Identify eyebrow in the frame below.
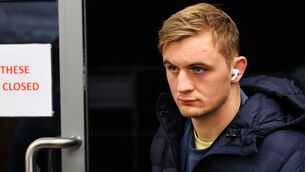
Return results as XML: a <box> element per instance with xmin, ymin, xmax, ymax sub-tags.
<box><xmin>163</xmin><ymin>59</ymin><xmax>212</xmax><ymax>69</ymax></box>
<box><xmin>163</xmin><ymin>59</ymin><xmax>172</xmax><ymax>65</ymax></box>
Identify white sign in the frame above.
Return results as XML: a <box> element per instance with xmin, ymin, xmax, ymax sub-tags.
<box><xmin>0</xmin><ymin>44</ymin><xmax>52</xmax><ymax>117</ymax></box>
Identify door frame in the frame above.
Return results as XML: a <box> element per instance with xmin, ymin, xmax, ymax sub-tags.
<box><xmin>58</xmin><ymin>0</ymin><xmax>88</xmax><ymax>171</ymax></box>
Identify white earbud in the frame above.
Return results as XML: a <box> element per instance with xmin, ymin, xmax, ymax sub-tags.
<box><xmin>231</xmin><ymin>69</ymin><xmax>240</xmax><ymax>81</ymax></box>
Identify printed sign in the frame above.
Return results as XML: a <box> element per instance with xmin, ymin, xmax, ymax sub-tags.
<box><xmin>0</xmin><ymin>44</ymin><xmax>52</xmax><ymax>117</ymax></box>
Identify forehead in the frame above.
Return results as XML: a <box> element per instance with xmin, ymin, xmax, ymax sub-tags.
<box><xmin>163</xmin><ymin>31</ymin><xmax>226</xmax><ymax>66</ymax></box>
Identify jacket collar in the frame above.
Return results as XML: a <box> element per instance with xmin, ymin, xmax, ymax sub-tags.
<box><xmin>156</xmin><ymin>92</ymin><xmax>187</xmax><ymax>143</ymax></box>
<box><xmin>204</xmin><ymin>93</ymin><xmax>265</xmax><ymax>157</ymax></box>
<box><xmin>156</xmin><ymin>92</ymin><xmax>186</xmax><ymax>171</ymax></box>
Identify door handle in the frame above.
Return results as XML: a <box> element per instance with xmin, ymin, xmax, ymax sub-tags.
<box><xmin>25</xmin><ymin>136</ymin><xmax>81</xmax><ymax>172</ymax></box>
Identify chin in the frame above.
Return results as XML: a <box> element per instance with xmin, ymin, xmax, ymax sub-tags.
<box><xmin>179</xmin><ymin>107</ymin><xmax>206</xmax><ymax>118</ymax></box>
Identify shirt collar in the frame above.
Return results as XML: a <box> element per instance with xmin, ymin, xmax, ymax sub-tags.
<box><xmin>241</xmin><ymin>89</ymin><xmax>248</xmax><ymax>105</ymax></box>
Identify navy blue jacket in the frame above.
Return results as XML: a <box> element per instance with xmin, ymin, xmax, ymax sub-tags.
<box><xmin>151</xmin><ymin>75</ymin><xmax>305</xmax><ymax>172</ymax></box>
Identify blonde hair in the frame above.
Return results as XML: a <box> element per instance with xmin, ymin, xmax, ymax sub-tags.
<box><xmin>158</xmin><ymin>3</ymin><xmax>239</xmax><ymax>59</ymax></box>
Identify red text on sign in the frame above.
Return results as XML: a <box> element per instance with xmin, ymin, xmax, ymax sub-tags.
<box><xmin>0</xmin><ymin>66</ymin><xmax>30</xmax><ymax>74</ymax></box>
<box><xmin>2</xmin><ymin>82</ymin><xmax>39</xmax><ymax>91</ymax></box>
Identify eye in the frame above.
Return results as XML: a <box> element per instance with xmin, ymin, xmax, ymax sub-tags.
<box><xmin>168</xmin><ymin>65</ymin><xmax>178</xmax><ymax>73</ymax></box>
<box><xmin>192</xmin><ymin>67</ymin><xmax>204</xmax><ymax>73</ymax></box>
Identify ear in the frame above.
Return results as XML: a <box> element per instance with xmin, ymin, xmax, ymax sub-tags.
<box><xmin>231</xmin><ymin>56</ymin><xmax>247</xmax><ymax>83</ymax></box>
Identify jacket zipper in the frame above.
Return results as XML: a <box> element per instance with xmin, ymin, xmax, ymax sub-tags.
<box><xmin>161</xmin><ymin>142</ymin><xmax>169</xmax><ymax>171</ymax></box>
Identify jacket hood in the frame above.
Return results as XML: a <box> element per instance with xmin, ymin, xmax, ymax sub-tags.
<box><xmin>235</xmin><ymin>75</ymin><xmax>305</xmax><ymax>141</ymax></box>
<box><xmin>241</xmin><ymin>75</ymin><xmax>305</xmax><ymax>111</ymax></box>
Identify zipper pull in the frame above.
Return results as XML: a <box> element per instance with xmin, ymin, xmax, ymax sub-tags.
<box><xmin>226</xmin><ymin>133</ymin><xmax>240</xmax><ymax>137</ymax></box>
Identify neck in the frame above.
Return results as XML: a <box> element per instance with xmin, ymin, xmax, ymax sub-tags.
<box><xmin>191</xmin><ymin>85</ymin><xmax>241</xmax><ymax>142</ymax></box>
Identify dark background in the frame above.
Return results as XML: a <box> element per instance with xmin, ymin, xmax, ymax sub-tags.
<box><xmin>86</xmin><ymin>0</ymin><xmax>305</xmax><ymax>74</ymax></box>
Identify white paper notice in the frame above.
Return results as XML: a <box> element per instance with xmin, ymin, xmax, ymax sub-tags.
<box><xmin>0</xmin><ymin>44</ymin><xmax>52</xmax><ymax>117</ymax></box>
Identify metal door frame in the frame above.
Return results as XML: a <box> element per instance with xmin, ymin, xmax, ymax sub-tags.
<box><xmin>58</xmin><ymin>0</ymin><xmax>87</xmax><ymax>171</ymax></box>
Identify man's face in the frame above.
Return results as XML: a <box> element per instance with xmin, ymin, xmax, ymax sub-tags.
<box><xmin>163</xmin><ymin>31</ymin><xmax>233</xmax><ymax>118</ymax></box>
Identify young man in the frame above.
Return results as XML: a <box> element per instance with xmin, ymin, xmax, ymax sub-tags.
<box><xmin>151</xmin><ymin>3</ymin><xmax>305</xmax><ymax>172</ymax></box>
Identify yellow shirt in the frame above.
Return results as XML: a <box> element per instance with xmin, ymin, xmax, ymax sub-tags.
<box><xmin>193</xmin><ymin>129</ymin><xmax>213</xmax><ymax>150</ymax></box>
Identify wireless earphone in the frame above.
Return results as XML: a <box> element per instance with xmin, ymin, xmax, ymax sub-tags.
<box><xmin>231</xmin><ymin>69</ymin><xmax>240</xmax><ymax>81</ymax></box>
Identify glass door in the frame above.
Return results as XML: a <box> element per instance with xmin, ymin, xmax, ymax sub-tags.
<box><xmin>0</xmin><ymin>0</ymin><xmax>87</xmax><ymax>171</ymax></box>
<box><xmin>0</xmin><ymin>1</ymin><xmax>63</xmax><ymax>172</ymax></box>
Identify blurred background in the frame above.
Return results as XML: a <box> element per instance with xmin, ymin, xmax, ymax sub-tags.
<box><xmin>0</xmin><ymin>0</ymin><xmax>304</xmax><ymax>171</ymax></box>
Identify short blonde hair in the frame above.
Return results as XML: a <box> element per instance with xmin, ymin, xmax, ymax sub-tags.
<box><xmin>158</xmin><ymin>3</ymin><xmax>239</xmax><ymax>59</ymax></box>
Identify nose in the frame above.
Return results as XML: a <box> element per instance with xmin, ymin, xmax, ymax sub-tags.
<box><xmin>176</xmin><ymin>71</ymin><xmax>194</xmax><ymax>93</ymax></box>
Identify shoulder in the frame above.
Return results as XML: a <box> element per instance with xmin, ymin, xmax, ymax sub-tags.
<box><xmin>260</xmin><ymin>130</ymin><xmax>305</xmax><ymax>171</ymax></box>
<box><xmin>258</xmin><ymin>129</ymin><xmax>305</xmax><ymax>155</ymax></box>
<box><xmin>264</xmin><ymin>129</ymin><xmax>305</xmax><ymax>144</ymax></box>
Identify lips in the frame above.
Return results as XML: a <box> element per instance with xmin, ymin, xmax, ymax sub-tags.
<box><xmin>178</xmin><ymin>98</ymin><xmax>197</xmax><ymax>105</ymax></box>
